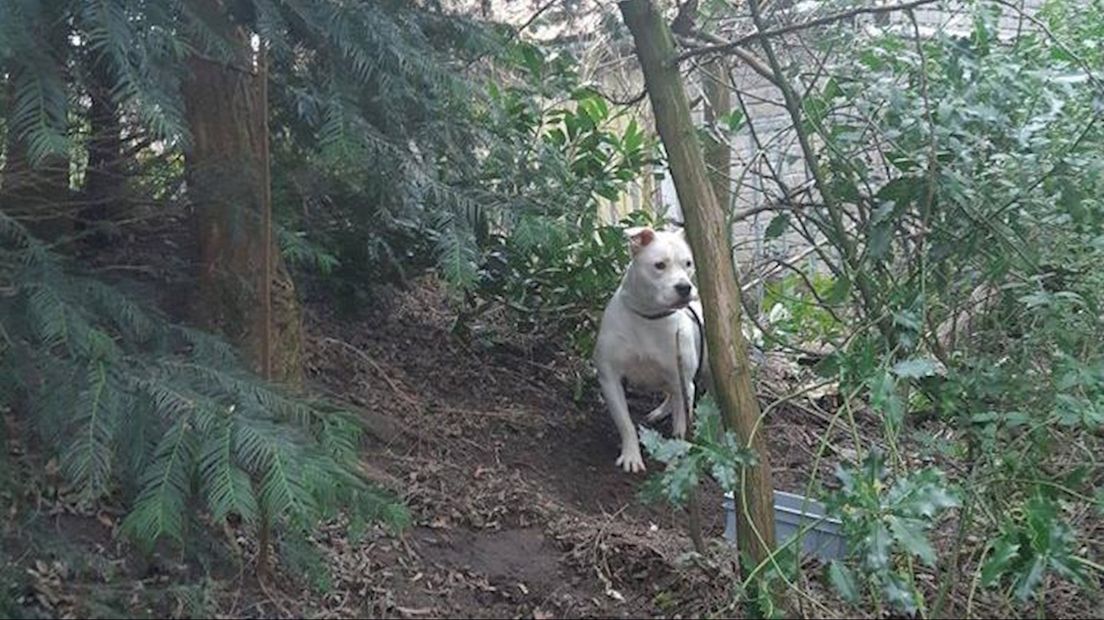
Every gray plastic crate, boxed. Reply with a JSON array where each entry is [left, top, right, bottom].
[[723, 490, 846, 560]]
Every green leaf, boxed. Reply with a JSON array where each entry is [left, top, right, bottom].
[[875, 177, 923, 210], [121, 417, 194, 549], [827, 561, 860, 603], [826, 277, 851, 304], [639, 426, 690, 464], [663, 456, 700, 506], [868, 223, 892, 259], [981, 536, 1021, 586], [200, 416, 259, 524], [892, 358, 940, 379], [722, 109, 745, 132], [802, 94, 829, 128], [883, 573, 919, 615], [765, 213, 790, 240], [692, 395, 723, 442], [888, 516, 937, 566], [866, 522, 891, 571], [710, 459, 738, 493], [870, 371, 905, 428], [905, 476, 959, 518], [1013, 555, 1047, 601]]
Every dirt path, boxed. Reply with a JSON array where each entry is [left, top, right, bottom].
[[1, 277, 842, 619], [298, 279, 838, 619]]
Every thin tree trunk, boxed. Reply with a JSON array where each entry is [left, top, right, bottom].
[[702, 58, 731, 214], [619, 0, 780, 599], [182, 1, 302, 385]]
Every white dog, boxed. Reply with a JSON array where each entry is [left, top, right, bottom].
[[593, 226, 711, 473]]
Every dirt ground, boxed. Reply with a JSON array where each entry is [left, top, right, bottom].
[[0, 275, 865, 619], [288, 277, 850, 619], [5, 222, 1101, 618]]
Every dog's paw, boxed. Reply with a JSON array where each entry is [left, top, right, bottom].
[[615, 449, 646, 473]]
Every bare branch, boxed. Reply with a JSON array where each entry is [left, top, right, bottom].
[[676, 0, 941, 63], [516, 0, 561, 36], [676, 33, 778, 86]]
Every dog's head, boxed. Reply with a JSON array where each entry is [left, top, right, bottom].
[[622, 226, 698, 312]]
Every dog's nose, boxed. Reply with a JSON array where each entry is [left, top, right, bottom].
[[675, 282, 692, 298]]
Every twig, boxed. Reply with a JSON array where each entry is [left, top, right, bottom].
[[676, 32, 778, 86], [988, 0, 1104, 94], [590, 505, 630, 598], [320, 337, 421, 409], [747, 0, 894, 344], [516, 0, 561, 36], [677, 0, 942, 63], [607, 89, 648, 106], [256, 574, 294, 618]]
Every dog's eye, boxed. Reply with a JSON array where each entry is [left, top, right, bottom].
[[654, 261, 666, 271], [685, 260, 692, 268]]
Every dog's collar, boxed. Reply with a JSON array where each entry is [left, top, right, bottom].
[[634, 309, 677, 320]]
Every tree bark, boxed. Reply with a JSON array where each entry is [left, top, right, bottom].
[[0, 8, 72, 243], [702, 58, 731, 213], [182, 0, 302, 385], [1, 106, 71, 241], [80, 51, 126, 243], [619, 0, 779, 588]]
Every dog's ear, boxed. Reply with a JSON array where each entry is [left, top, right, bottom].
[[624, 226, 655, 255]]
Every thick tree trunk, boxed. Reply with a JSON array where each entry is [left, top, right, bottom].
[[182, 4, 302, 384], [1, 10, 72, 243], [80, 53, 126, 243], [1, 118, 71, 241], [619, 0, 779, 591]]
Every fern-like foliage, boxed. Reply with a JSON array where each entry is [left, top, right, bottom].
[[0, 212, 409, 555], [2, 0, 598, 301]]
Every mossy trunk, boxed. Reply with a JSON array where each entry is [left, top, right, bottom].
[[79, 52, 126, 244], [620, 0, 780, 605], [182, 1, 301, 384]]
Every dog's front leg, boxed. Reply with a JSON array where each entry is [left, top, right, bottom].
[[597, 367, 645, 473]]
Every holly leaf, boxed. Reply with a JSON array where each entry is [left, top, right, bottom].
[[981, 536, 1021, 586], [889, 516, 937, 566], [639, 426, 689, 464], [866, 522, 891, 571], [883, 574, 919, 615], [1013, 555, 1047, 601], [892, 358, 940, 378], [827, 561, 860, 603]]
